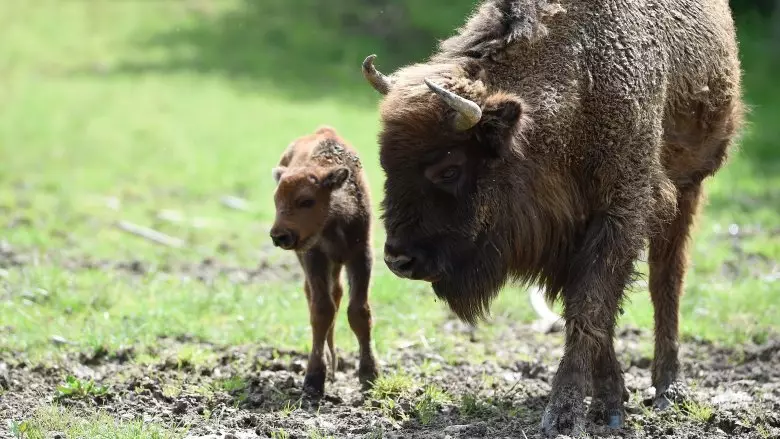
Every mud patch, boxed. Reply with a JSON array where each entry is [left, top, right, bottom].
[[2, 324, 779, 438]]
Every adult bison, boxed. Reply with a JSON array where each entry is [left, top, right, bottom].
[[361, 0, 743, 435]]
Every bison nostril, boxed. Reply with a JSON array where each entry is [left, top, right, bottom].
[[384, 253, 415, 274], [396, 255, 414, 272]]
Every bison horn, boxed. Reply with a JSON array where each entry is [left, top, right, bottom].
[[362, 54, 392, 95], [424, 78, 482, 131]]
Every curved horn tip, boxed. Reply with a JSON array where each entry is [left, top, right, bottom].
[[362, 53, 390, 95], [362, 54, 377, 70], [424, 77, 483, 131]]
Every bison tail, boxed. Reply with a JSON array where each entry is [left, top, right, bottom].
[[529, 286, 564, 333]]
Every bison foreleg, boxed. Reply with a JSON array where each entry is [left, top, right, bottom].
[[542, 213, 637, 436]]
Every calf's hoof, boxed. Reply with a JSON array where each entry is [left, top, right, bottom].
[[541, 386, 586, 437], [303, 370, 326, 397], [357, 360, 379, 389]]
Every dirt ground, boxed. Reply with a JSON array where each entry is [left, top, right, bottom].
[[2, 244, 779, 438], [2, 319, 780, 439]]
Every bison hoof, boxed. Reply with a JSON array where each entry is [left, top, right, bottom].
[[541, 389, 586, 437], [647, 380, 688, 411], [303, 370, 326, 397], [587, 398, 625, 429], [607, 409, 624, 429]]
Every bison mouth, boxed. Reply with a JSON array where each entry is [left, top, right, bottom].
[[429, 233, 509, 325]]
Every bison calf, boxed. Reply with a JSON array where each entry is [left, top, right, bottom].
[[269, 126, 379, 396]]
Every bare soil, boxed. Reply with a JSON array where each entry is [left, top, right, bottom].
[[1, 244, 779, 438], [2, 321, 779, 438]]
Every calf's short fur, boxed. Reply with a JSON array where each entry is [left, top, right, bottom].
[[270, 126, 378, 396]]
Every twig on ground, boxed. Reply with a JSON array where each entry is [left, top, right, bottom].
[[156, 209, 211, 229], [116, 220, 184, 248], [220, 195, 249, 211]]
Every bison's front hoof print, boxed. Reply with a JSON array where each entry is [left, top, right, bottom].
[[541, 398, 585, 437], [303, 371, 326, 397]]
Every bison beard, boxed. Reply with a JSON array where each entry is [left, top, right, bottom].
[[430, 232, 510, 325]]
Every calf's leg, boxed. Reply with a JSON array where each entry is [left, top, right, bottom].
[[327, 264, 344, 381], [648, 182, 702, 409], [346, 245, 379, 386], [300, 250, 337, 396]]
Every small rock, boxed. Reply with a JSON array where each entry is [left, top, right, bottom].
[[51, 335, 71, 345], [712, 390, 753, 408]]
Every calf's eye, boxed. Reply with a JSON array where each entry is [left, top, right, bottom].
[[297, 199, 315, 208]]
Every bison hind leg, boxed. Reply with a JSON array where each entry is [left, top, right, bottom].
[[647, 182, 703, 409]]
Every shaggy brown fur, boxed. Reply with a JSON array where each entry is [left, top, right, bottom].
[[270, 126, 378, 396], [361, 0, 743, 435]]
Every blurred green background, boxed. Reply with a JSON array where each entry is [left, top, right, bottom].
[[0, 0, 777, 367]]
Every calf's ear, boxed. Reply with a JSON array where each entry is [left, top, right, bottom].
[[479, 92, 526, 158], [272, 166, 286, 184], [322, 166, 350, 189]]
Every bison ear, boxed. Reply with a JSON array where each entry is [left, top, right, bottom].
[[322, 166, 350, 189], [479, 92, 525, 157], [272, 166, 286, 184]]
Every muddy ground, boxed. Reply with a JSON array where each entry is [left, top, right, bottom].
[[1, 246, 779, 438], [2, 323, 780, 438]]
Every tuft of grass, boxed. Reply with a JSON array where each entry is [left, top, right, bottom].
[[271, 429, 290, 439], [307, 429, 335, 439], [680, 399, 716, 423], [368, 370, 416, 401], [54, 375, 110, 401], [459, 392, 499, 419], [216, 375, 247, 392], [279, 399, 302, 417], [8, 406, 185, 439], [413, 384, 452, 425]]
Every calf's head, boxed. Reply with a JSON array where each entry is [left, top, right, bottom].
[[362, 54, 528, 322], [270, 164, 350, 251]]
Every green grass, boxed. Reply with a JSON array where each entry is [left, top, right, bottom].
[[0, 0, 778, 435], [9, 406, 186, 439]]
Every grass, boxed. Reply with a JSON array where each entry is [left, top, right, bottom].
[[0, 0, 778, 436], [54, 375, 110, 402], [9, 406, 186, 439]]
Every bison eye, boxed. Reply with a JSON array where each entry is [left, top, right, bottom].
[[438, 166, 461, 183], [296, 199, 315, 209]]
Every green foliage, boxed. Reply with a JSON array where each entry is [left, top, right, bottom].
[[9, 406, 185, 439], [54, 375, 110, 401]]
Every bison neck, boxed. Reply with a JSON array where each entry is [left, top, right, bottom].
[[434, 159, 578, 325]]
